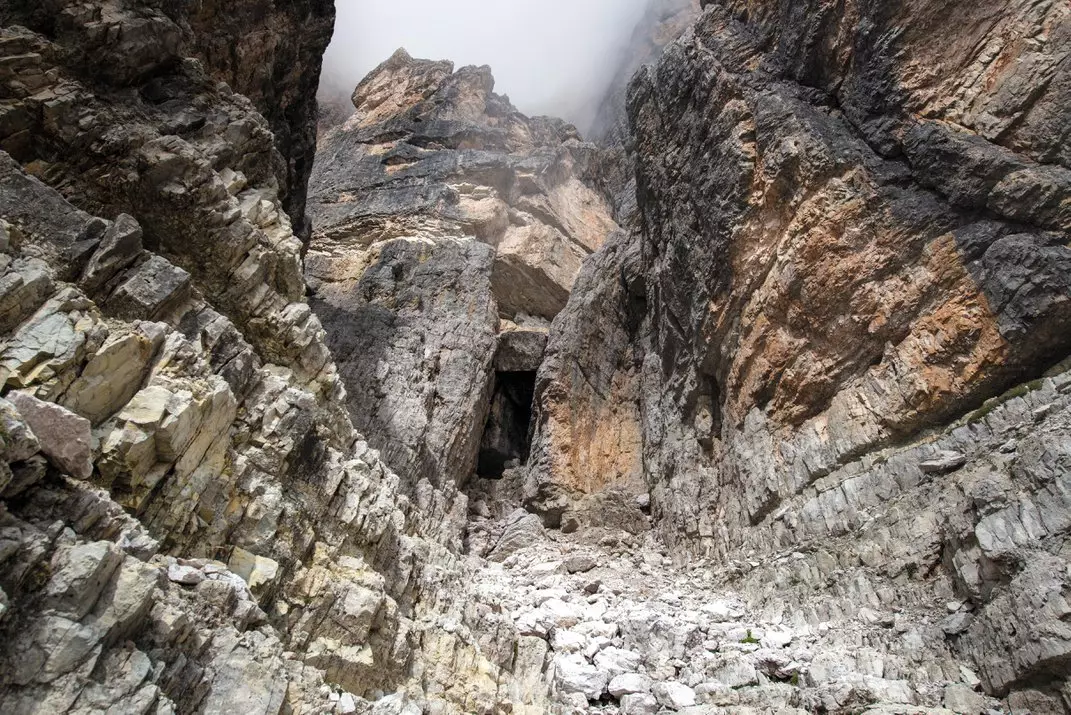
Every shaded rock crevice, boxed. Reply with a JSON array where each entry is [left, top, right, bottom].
[[306, 49, 621, 511]]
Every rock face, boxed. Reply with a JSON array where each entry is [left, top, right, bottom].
[[1, 0, 1070, 713], [587, 0, 702, 226], [306, 49, 620, 499], [591, 0, 701, 148], [525, 231, 648, 528], [0, 4, 551, 714], [528, 0, 1071, 708], [0, 0, 332, 241], [628, 0, 1070, 542], [178, 0, 335, 240]]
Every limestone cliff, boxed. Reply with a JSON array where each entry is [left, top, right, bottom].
[[306, 49, 620, 520], [528, 0, 1071, 710], [1, 0, 1070, 714]]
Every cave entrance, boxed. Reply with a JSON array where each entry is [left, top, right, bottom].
[[477, 370, 536, 478]]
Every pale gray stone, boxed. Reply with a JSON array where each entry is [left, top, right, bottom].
[[608, 673, 653, 697], [45, 541, 123, 619], [652, 681, 696, 710], [944, 683, 985, 714], [554, 654, 609, 700], [619, 693, 659, 715], [565, 554, 598, 574]]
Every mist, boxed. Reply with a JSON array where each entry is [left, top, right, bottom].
[[320, 0, 652, 134]]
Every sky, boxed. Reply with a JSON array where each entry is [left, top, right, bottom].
[[320, 0, 651, 133]]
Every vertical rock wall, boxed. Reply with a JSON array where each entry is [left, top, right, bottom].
[[306, 50, 621, 514], [1, 0, 1070, 711], [528, 0, 1071, 705]]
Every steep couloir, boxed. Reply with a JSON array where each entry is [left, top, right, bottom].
[[305, 49, 620, 535], [1, 0, 1069, 713]]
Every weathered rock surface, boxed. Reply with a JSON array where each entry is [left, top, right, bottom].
[[5, 391, 91, 480], [308, 234, 496, 540], [464, 475, 1020, 715], [587, 0, 702, 225], [0, 3, 552, 713], [1, 0, 1070, 713], [526, 0, 1071, 709], [526, 231, 648, 526]]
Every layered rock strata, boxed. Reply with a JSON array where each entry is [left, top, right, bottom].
[[0, 3, 552, 713], [528, 0, 1071, 707], [1, 0, 1070, 713], [586, 0, 702, 226]]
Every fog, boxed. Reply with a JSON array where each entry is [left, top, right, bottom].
[[320, 0, 652, 133]]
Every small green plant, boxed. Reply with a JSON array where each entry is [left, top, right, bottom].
[[740, 629, 761, 645], [790, 672, 800, 687], [965, 378, 1045, 425]]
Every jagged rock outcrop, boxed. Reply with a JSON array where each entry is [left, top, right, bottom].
[[520, 0, 700, 528], [306, 49, 620, 500], [0, 0, 334, 241], [585, 0, 701, 226], [524, 231, 649, 531], [177, 0, 335, 240], [529, 0, 1071, 708], [0, 4, 551, 713], [591, 0, 701, 148]]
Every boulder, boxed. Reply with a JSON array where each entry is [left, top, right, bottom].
[[6, 391, 92, 479], [564, 554, 598, 574], [228, 547, 280, 597], [944, 684, 984, 714], [106, 254, 192, 321], [79, 214, 143, 296], [609, 673, 653, 697], [919, 451, 968, 475], [619, 693, 659, 715], [495, 327, 548, 372], [593, 647, 642, 678], [167, 563, 205, 586], [554, 654, 608, 700], [652, 681, 696, 710], [487, 511, 545, 562], [0, 396, 39, 463], [45, 541, 123, 619]]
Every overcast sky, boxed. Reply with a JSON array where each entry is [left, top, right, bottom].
[[320, 0, 651, 133]]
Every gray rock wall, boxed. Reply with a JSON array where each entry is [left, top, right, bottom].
[[526, 0, 1071, 707], [0, 5, 551, 713], [1, 0, 1070, 712]]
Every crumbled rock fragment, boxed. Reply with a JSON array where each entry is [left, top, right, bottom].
[[564, 554, 597, 574], [6, 391, 92, 479], [608, 673, 653, 697], [228, 547, 280, 597], [554, 654, 608, 700], [45, 540, 123, 619], [652, 681, 696, 710], [920, 451, 968, 474], [167, 562, 205, 586]]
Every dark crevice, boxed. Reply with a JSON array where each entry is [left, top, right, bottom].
[[477, 371, 536, 479]]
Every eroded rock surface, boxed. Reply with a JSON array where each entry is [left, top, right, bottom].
[[1, 0, 1070, 713], [0, 3, 551, 713], [527, 0, 1071, 709]]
